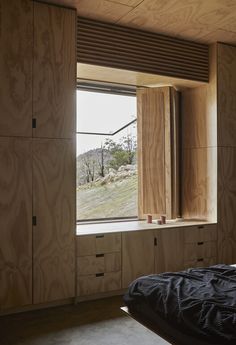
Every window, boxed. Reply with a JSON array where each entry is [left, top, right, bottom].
[[76, 82, 137, 222]]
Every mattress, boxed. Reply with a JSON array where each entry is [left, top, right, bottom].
[[124, 265, 236, 344]]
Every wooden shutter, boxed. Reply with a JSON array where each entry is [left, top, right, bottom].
[[137, 87, 179, 219]]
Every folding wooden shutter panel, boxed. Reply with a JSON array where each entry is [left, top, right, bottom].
[[137, 87, 179, 219]]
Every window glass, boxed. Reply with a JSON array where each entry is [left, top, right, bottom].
[[76, 89, 137, 221]]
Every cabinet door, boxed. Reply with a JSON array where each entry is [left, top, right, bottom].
[[122, 231, 155, 288], [0, 0, 33, 137], [155, 228, 184, 273], [33, 139, 75, 304], [33, 2, 76, 138], [0, 138, 32, 310]]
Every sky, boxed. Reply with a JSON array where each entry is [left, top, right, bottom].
[[76, 90, 137, 155]]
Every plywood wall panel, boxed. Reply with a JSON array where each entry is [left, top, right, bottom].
[[182, 147, 217, 221], [33, 2, 76, 139], [182, 86, 217, 149], [218, 147, 236, 264], [0, 138, 32, 310], [0, 0, 32, 137], [218, 44, 236, 147], [33, 139, 75, 304]]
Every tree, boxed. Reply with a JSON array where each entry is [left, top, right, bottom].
[[104, 134, 136, 170]]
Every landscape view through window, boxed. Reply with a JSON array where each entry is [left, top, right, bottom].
[[76, 89, 137, 221]]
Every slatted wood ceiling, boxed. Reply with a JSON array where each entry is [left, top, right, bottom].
[[77, 17, 209, 82]]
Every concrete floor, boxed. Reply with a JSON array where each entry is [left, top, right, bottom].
[[0, 296, 169, 345]]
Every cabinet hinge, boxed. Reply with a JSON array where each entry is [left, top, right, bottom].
[[32, 216, 37, 226], [32, 118, 37, 128]]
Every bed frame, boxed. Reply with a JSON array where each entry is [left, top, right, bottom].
[[121, 306, 219, 345]]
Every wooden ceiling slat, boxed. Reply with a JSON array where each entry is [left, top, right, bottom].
[[77, 16, 209, 82]]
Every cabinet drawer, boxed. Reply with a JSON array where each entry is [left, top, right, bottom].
[[184, 224, 217, 243], [184, 257, 217, 270], [77, 252, 121, 275], [184, 241, 217, 261], [77, 233, 121, 256], [78, 271, 121, 296]]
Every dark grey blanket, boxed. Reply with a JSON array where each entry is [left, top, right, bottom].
[[124, 265, 236, 344]]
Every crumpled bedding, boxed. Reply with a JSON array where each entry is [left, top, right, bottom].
[[124, 265, 236, 344]]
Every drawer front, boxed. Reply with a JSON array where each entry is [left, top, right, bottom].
[[184, 257, 217, 270], [184, 224, 217, 243], [77, 233, 121, 256], [77, 252, 121, 275], [184, 242, 217, 261], [95, 233, 121, 254], [78, 271, 121, 296]]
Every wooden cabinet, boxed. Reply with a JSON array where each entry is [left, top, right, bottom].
[[122, 230, 155, 288], [155, 228, 184, 273], [77, 233, 121, 296], [76, 223, 217, 299], [0, 1, 76, 311], [0, 138, 32, 310], [33, 2, 76, 139], [0, 0, 33, 137], [33, 139, 75, 304], [183, 224, 217, 269]]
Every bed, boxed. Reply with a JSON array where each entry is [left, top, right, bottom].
[[123, 264, 236, 345]]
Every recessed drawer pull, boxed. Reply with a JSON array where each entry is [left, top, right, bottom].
[[197, 242, 204, 245], [198, 226, 204, 229], [197, 258, 204, 262], [96, 234, 104, 238], [96, 273, 104, 277], [96, 254, 104, 258]]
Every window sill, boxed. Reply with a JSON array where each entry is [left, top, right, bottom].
[[76, 219, 217, 236]]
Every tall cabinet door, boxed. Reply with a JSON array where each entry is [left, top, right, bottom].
[[0, 0, 33, 137], [33, 2, 76, 139], [155, 228, 184, 273], [33, 139, 75, 304], [0, 138, 32, 310], [122, 230, 155, 288]]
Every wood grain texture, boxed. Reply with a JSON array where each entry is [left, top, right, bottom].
[[40, 0, 236, 44], [78, 271, 121, 296], [76, 233, 121, 256], [33, 2, 76, 139], [77, 63, 207, 90], [155, 228, 184, 273], [184, 225, 217, 244], [43, 0, 134, 22], [182, 45, 217, 149], [137, 87, 179, 219], [0, 0, 32, 137], [181, 86, 217, 149], [184, 257, 217, 270], [77, 252, 121, 275], [218, 43, 236, 147], [184, 242, 217, 262], [118, 0, 236, 43], [122, 230, 154, 288], [33, 139, 75, 304], [218, 147, 236, 264], [182, 147, 217, 221], [137, 88, 165, 218], [0, 138, 32, 310], [77, 16, 208, 82]]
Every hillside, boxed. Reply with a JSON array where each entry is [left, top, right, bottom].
[[77, 174, 137, 220]]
